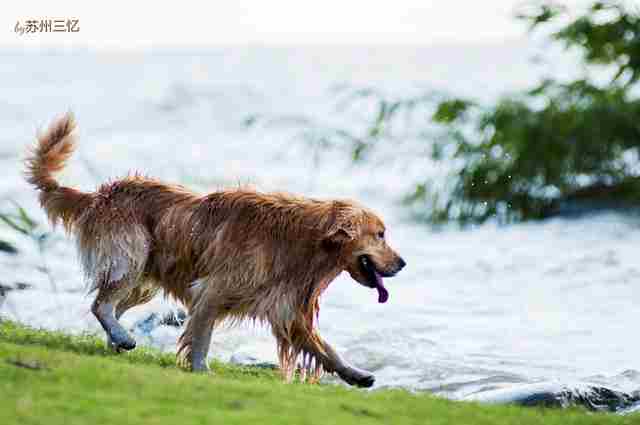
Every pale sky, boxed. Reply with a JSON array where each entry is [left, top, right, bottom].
[[2, 0, 592, 48]]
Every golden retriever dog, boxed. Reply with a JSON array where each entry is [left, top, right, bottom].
[[25, 113, 405, 387]]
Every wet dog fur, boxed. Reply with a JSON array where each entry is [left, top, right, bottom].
[[25, 113, 405, 387]]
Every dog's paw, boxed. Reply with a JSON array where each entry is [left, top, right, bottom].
[[354, 373, 375, 388], [349, 372, 375, 388], [339, 368, 375, 388], [108, 335, 137, 353], [191, 364, 212, 374]]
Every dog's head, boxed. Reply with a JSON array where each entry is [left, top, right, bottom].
[[324, 202, 405, 303]]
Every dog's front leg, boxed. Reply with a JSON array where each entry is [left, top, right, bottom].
[[187, 316, 214, 372], [273, 317, 375, 387], [311, 335, 375, 388], [177, 287, 217, 372]]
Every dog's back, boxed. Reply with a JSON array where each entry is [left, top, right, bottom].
[[25, 115, 334, 303]]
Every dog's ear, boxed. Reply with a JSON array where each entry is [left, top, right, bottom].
[[324, 205, 361, 245], [326, 225, 357, 244]]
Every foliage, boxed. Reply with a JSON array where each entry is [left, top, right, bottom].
[[422, 78, 640, 223], [519, 1, 640, 86], [0, 202, 58, 289], [415, 0, 640, 223], [0, 239, 17, 255], [0, 203, 34, 255], [0, 202, 47, 242]]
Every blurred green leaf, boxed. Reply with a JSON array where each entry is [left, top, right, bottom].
[[0, 213, 30, 236], [0, 240, 18, 254], [433, 99, 473, 124]]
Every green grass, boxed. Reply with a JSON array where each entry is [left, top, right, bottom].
[[0, 320, 636, 425]]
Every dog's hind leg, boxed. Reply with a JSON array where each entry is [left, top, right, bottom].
[[82, 223, 150, 352], [87, 245, 149, 352], [115, 284, 160, 320], [91, 271, 144, 352]]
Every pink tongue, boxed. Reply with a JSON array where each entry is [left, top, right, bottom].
[[374, 272, 388, 303]]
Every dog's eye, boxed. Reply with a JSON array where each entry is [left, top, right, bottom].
[[377, 231, 385, 240]]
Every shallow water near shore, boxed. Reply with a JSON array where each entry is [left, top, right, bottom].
[[1, 44, 639, 401]]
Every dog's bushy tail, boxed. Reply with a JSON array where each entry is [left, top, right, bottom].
[[25, 112, 93, 231]]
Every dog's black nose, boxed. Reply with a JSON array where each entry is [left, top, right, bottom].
[[397, 257, 406, 271]]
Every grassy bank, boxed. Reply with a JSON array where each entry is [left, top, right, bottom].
[[0, 320, 635, 425]]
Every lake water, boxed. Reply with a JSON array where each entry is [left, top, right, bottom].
[[1, 42, 639, 398]]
